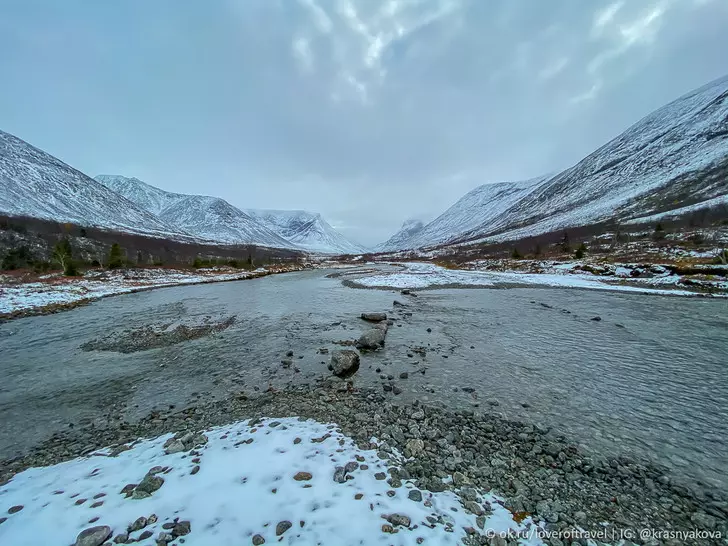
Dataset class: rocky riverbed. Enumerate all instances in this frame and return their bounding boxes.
[2,383,726,545]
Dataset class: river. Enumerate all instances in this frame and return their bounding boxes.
[0,267,726,490]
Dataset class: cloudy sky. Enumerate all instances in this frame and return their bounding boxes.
[1,0,727,246]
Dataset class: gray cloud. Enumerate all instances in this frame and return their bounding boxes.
[1,0,726,246]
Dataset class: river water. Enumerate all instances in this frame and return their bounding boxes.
[1,268,726,490]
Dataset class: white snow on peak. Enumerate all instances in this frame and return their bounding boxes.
[96,175,294,249]
[375,218,426,252]
[384,74,728,251]
[0,131,187,240]
[246,208,368,255]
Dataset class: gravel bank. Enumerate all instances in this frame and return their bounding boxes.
[2,385,725,545]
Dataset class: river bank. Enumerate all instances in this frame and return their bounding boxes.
[0,264,307,322]
[345,261,728,296]
[1,385,726,545]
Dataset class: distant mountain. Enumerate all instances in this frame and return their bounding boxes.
[97,175,293,248]
[245,209,367,254]
[0,130,186,240]
[385,75,728,250]
[375,219,425,252]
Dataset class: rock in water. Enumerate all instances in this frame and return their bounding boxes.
[356,329,386,351]
[330,350,360,377]
[74,526,112,546]
[361,312,387,322]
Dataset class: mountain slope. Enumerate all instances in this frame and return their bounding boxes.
[375,219,425,252]
[97,175,294,248]
[0,130,186,239]
[386,75,728,250]
[391,175,552,250]
[454,75,728,246]
[245,209,367,254]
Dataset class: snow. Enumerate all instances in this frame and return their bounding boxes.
[376,219,426,252]
[0,417,543,546]
[0,132,189,241]
[383,75,728,251]
[0,268,266,315]
[96,176,295,249]
[352,263,724,296]
[246,209,368,255]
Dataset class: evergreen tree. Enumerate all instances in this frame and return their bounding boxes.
[561,231,571,252]
[511,248,522,259]
[107,243,125,269]
[574,242,587,259]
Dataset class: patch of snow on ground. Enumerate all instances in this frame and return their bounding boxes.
[354,263,716,296]
[0,417,543,546]
[0,268,263,315]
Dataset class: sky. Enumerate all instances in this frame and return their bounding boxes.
[1,0,727,247]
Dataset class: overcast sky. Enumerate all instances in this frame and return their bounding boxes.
[1,0,727,246]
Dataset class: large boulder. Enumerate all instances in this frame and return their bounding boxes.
[361,312,387,322]
[330,350,360,377]
[356,328,386,350]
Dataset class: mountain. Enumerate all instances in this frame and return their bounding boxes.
[375,219,426,252]
[385,75,728,250]
[0,130,186,240]
[96,175,294,248]
[387,176,552,251]
[245,209,367,254]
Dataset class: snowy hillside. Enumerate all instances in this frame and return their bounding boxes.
[0,131,187,240]
[246,209,367,254]
[384,75,728,250]
[97,176,294,248]
[375,219,425,252]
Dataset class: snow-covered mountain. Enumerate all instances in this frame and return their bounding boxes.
[375,219,425,252]
[0,130,187,240]
[245,209,367,254]
[96,175,293,248]
[383,75,728,250]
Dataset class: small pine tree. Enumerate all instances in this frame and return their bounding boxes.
[655,222,664,233]
[136,250,144,266]
[247,253,254,269]
[561,231,571,253]
[511,248,522,259]
[574,242,587,259]
[107,243,125,269]
[534,244,542,258]
[192,256,203,268]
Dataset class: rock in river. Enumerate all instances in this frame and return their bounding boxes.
[361,312,387,322]
[330,350,360,377]
[356,329,386,351]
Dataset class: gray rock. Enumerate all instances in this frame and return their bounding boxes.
[127,516,147,532]
[330,350,360,377]
[172,520,191,536]
[408,489,423,502]
[164,439,186,455]
[356,329,386,351]
[276,520,292,536]
[361,312,387,322]
[252,535,265,545]
[136,474,164,495]
[404,438,424,457]
[74,526,112,546]
[113,534,128,544]
[333,466,346,483]
[385,513,411,527]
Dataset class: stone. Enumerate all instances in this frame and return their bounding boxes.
[113,533,128,543]
[408,490,423,502]
[330,350,361,377]
[7,505,23,514]
[404,438,424,457]
[136,474,164,495]
[333,466,346,483]
[74,526,112,546]
[252,534,266,545]
[138,530,153,540]
[356,329,386,351]
[411,409,425,420]
[164,439,186,455]
[590,316,602,321]
[385,513,411,527]
[276,520,292,536]
[172,520,191,536]
[294,471,312,481]
[399,372,409,379]
[361,312,387,322]
[128,516,148,532]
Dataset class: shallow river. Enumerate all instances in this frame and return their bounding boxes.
[1,268,726,490]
